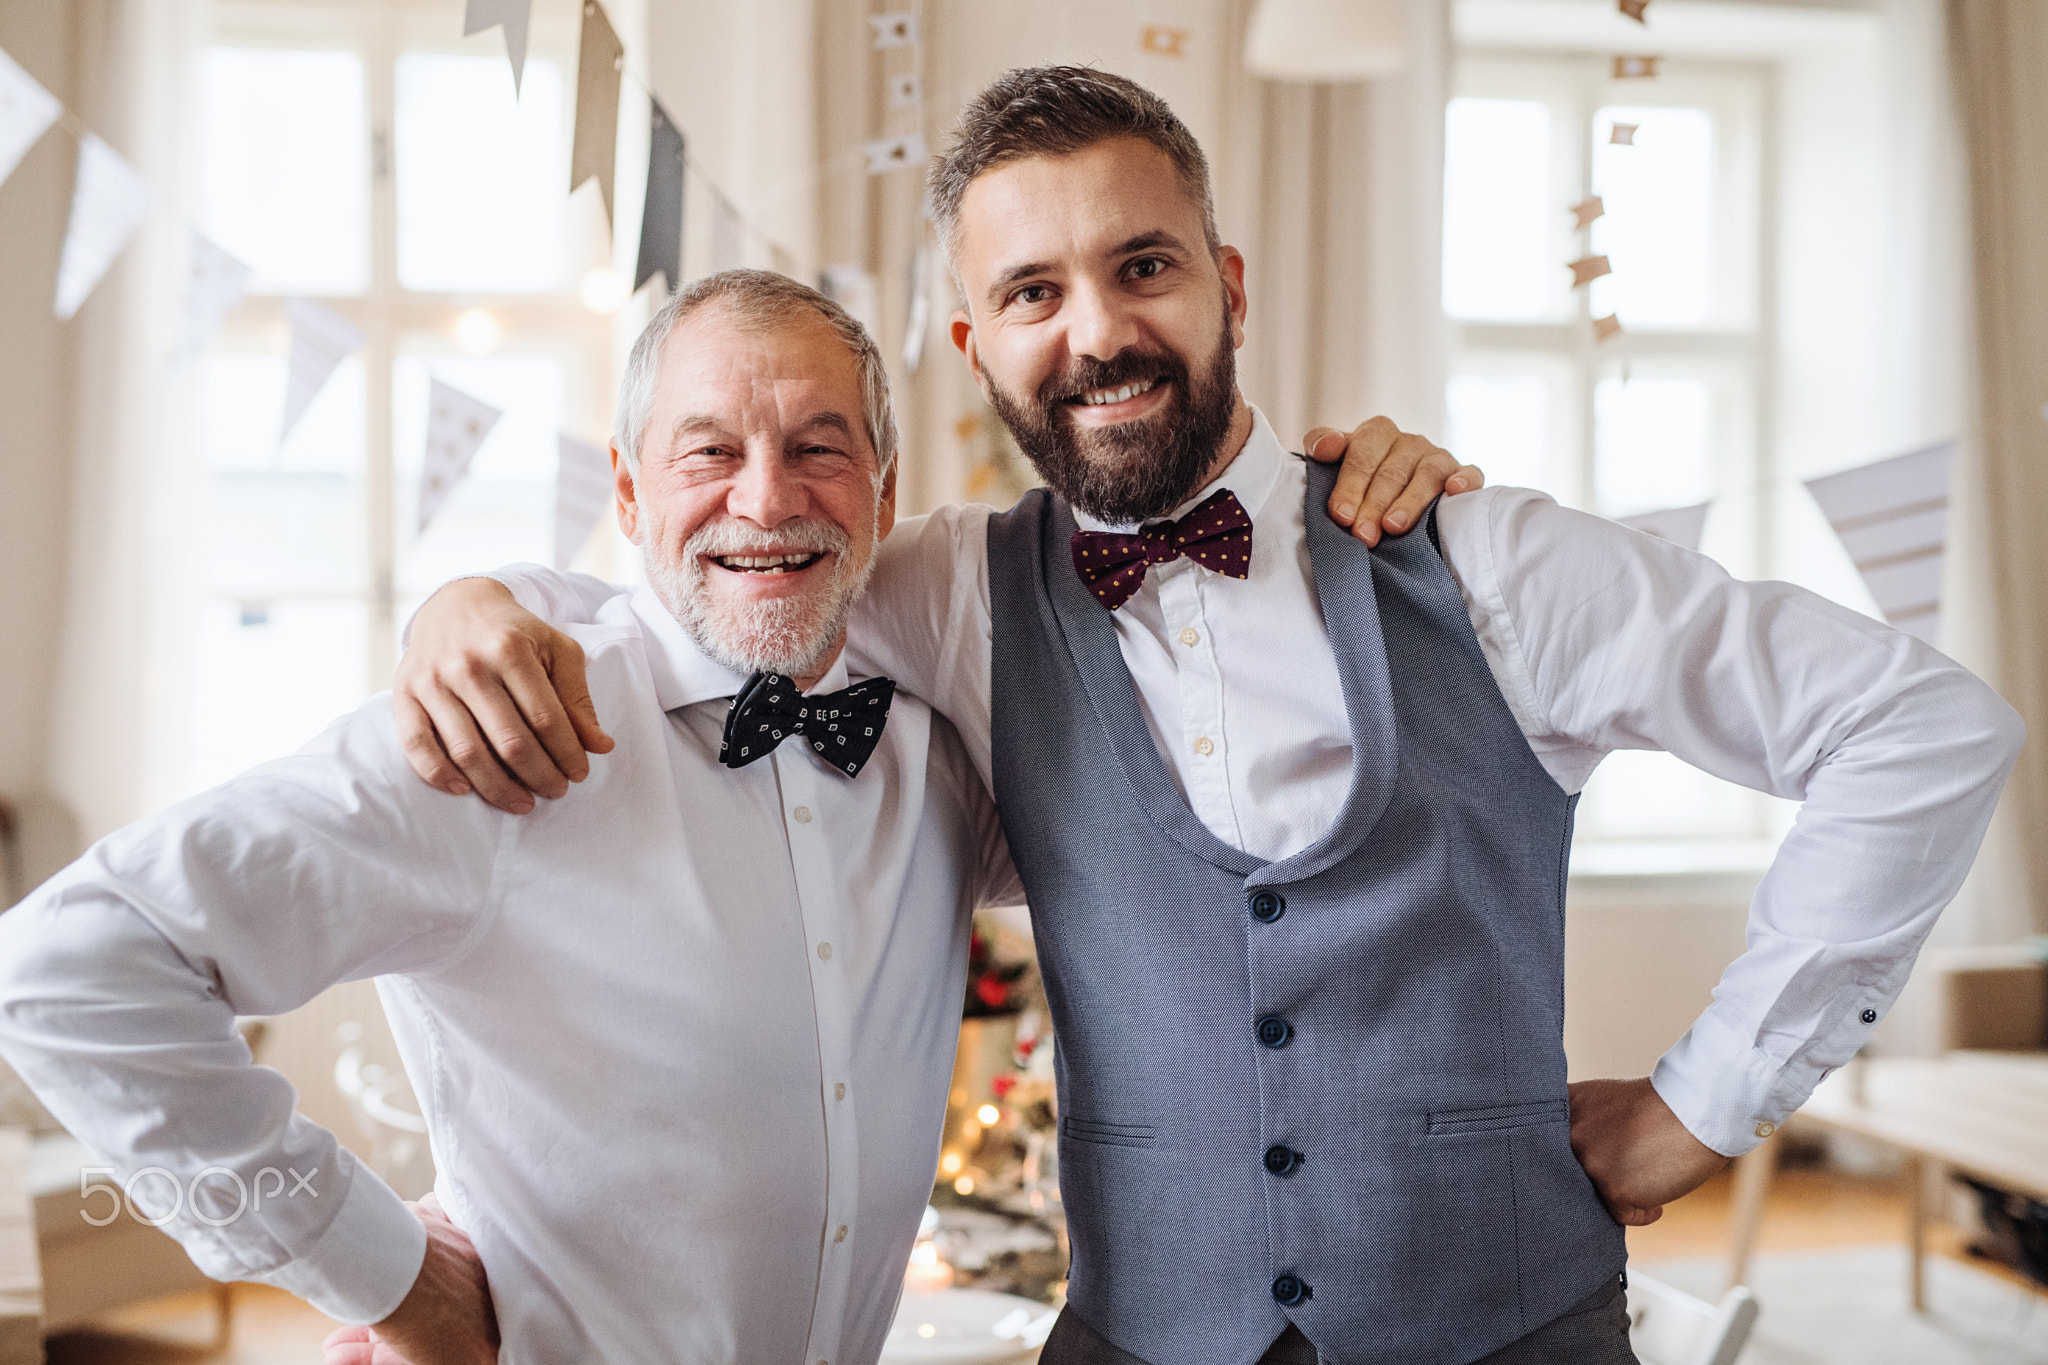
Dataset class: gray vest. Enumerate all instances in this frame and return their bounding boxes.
[985,462,1625,1365]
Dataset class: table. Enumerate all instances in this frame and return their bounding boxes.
[0,1128,43,1362]
[1724,1053,2048,1309]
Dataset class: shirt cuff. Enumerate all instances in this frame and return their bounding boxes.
[250,1155,426,1325]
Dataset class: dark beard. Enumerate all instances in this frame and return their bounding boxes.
[985,306,1239,525]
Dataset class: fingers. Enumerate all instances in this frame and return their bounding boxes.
[498,647,593,794]
[542,636,616,762]
[415,683,536,816]
[321,1326,378,1365]
[393,691,472,797]
[1372,436,1460,540]
[1301,427,1345,462]
[1448,462,1485,494]
[1323,416,1402,544]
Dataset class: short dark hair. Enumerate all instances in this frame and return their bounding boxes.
[928,65,1220,274]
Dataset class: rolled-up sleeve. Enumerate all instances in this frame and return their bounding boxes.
[0,699,512,1322]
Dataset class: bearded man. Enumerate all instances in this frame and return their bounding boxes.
[405,67,2022,1365]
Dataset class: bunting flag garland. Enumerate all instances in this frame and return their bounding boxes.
[418,379,503,533]
[1592,313,1623,342]
[0,46,60,189]
[1617,501,1708,551]
[635,98,686,295]
[1570,196,1605,231]
[171,229,250,365]
[54,134,152,321]
[570,0,625,225]
[888,73,922,109]
[554,434,613,569]
[864,133,928,175]
[1568,254,1612,288]
[710,188,744,273]
[1619,0,1651,20]
[1141,26,1191,57]
[1613,55,1660,79]
[463,0,533,95]
[1805,442,1952,644]
[869,13,918,48]
[281,298,363,442]
[903,245,931,372]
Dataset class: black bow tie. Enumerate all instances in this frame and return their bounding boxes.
[719,672,897,779]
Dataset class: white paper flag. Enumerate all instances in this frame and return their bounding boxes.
[888,73,922,109]
[54,134,151,321]
[819,264,879,338]
[464,0,533,93]
[864,133,929,175]
[869,13,918,47]
[555,434,613,568]
[281,298,364,442]
[172,229,250,365]
[902,246,931,372]
[0,46,60,189]
[419,380,503,534]
[1805,441,1951,644]
[1617,501,1709,552]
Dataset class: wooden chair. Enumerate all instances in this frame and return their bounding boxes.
[1627,1270,1759,1365]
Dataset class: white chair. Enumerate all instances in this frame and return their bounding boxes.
[1627,1270,1759,1365]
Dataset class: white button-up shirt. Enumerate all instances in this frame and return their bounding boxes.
[497,409,2021,1160]
[0,586,1016,1364]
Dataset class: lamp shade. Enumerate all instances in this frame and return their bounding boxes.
[1244,0,1409,81]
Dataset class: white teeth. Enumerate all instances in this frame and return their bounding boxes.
[713,552,820,572]
[1079,378,1156,407]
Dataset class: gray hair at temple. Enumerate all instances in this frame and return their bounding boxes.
[613,269,899,478]
[927,65,1222,277]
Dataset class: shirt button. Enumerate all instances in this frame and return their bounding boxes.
[1860,1008,1877,1024]
[1179,627,1200,646]
[1248,890,1285,923]
[1263,1144,1301,1176]
[1256,1015,1293,1049]
[1755,1121,1777,1138]
[1193,736,1215,756]
[835,1224,849,1243]
[817,942,833,961]
[793,805,813,824]
[1271,1273,1310,1306]
[835,1082,846,1100]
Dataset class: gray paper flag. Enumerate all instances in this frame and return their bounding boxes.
[0,46,60,190]
[281,298,364,442]
[419,379,503,533]
[464,0,533,95]
[570,0,624,224]
[54,134,152,321]
[1616,501,1709,552]
[555,434,614,568]
[635,99,686,296]
[172,229,251,365]
[1805,442,1952,644]
[864,133,928,175]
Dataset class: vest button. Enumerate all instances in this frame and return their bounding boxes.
[1248,890,1285,923]
[1860,1008,1877,1024]
[1255,1015,1293,1049]
[1263,1144,1301,1176]
[1271,1273,1310,1306]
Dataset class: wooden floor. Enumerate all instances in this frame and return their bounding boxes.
[43,1165,2046,1362]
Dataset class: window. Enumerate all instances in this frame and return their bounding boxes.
[1441,54,1790,874]
[184,1,628,795]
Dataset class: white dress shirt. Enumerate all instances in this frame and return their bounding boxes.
[492,408,2022,1160]
[0,586,1016,1365]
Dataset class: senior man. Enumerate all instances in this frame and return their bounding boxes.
[407,68,2024,1365]
[0,272,1025,1365]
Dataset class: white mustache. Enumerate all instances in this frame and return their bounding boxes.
[683,517,850,561]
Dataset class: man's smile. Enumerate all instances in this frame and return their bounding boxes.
[708,551,824,575]
[1064,376,1173,427]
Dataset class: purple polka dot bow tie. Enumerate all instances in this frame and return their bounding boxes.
[1069,488,1254,611]
[720,672,897,779]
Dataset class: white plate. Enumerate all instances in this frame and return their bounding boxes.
[879,1288,1057,1364]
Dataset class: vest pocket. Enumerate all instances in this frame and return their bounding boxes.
[1061,1116,1157,1148]
[1424,1098,1569,1135]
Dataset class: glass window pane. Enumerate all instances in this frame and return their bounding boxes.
[1446,374,1552,495]
[396,54,569,292]
[189,599,370,794]
[1593,376,1711,517]
[1442,98,1564,323]
[201,48,368,295]
[393,353,567,597]
[1589,106,1714,328]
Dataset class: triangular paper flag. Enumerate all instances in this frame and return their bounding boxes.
[281,298,364,442]
[1593,313,1623,342]
[888,73,922,109]
[1570,196,1605,231]
[419,379,503,533]
[54,134,151,321]
[710,189,744,273]
[869,13,918,48]
[1620,0,1650,21]
[1610,122,1639,145]
[903,246,931,372]
[1568,255,1612,288]
[555,434,613,568]
[172,229,250,365]
[463,0,533,95]
[0,46,60,189]
[1805,442,1952,643]
[1141,25,1190,57]
[1613,55,1660,79]
[1618,501,1708,551]
[635,98,685,295]
[864,133,929,175]
[570,0,624,224]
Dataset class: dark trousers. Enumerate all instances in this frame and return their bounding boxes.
[1039,1275,1639,1365]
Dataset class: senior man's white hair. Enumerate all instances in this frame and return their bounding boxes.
[613,268,899,477]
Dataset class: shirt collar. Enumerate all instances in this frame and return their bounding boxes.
[628,585,851,711]
[1069,406,1289,533]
